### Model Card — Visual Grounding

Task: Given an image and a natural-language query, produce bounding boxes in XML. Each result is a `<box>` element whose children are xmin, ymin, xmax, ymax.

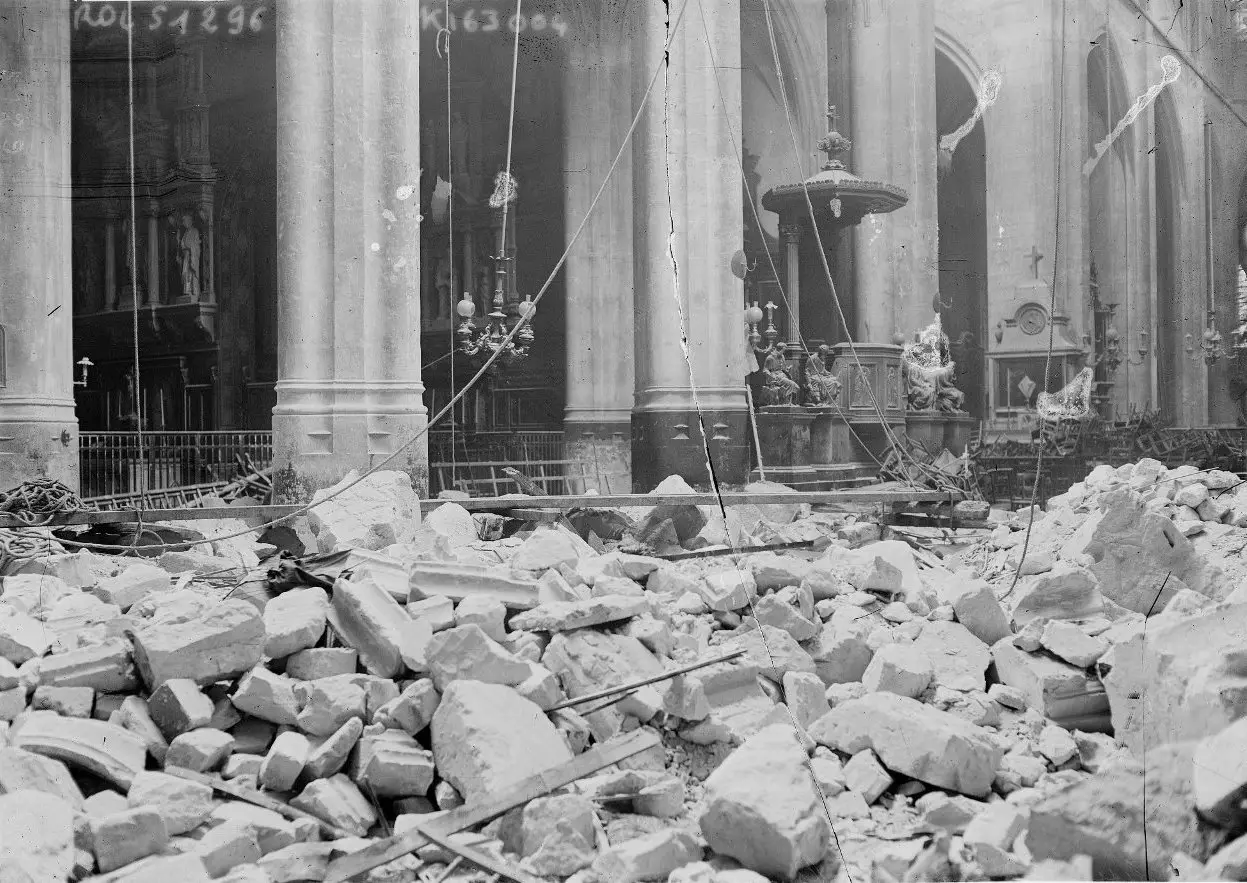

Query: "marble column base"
<box><xmin>0</xmin><ymin>405</ymin><xmax>80</xmax><ymax>494</ymax></box>
<box><xmin>564</xmin><ymin>420</ymin><xmax>631</xmax><ymax>495</ymax></box>
<box><xmin>272</xmin><ymin>389</ymin><xmax>429</xmax><ymax>503</ymax></box>
<box><xmin>631</xmin><ymin>409</ymin><xmax>749</xmax><ymax>493</ymax></box>
<box><xmin>753</xmin><ymin>406</ymin><xmax>818</xmax><ymax>486</ymax></box>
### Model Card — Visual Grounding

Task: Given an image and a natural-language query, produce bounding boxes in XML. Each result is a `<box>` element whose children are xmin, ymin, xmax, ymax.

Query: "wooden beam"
<box><xmin>0</xmin><ymin>489</ymin><xmax>954</xmax><ymax>530</ymax></box>
<box><xmin>324</xmin><ymin>729</ymin><xmax>661</xmax><ymax>883</ymax></box>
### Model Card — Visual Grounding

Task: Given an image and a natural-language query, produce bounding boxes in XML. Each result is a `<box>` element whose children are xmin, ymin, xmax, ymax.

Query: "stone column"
<box><xmin>849</xmin><ymin>0</ymin><xmax>937</xmax><ymax>343</ymax></box>
<box><xmin>780</xmin><ymin>223</ymin><xmax>803</xmax><ymax>344</ymax></box>
<box><xmin>272</xmin><ymin>0</ymin><xmax>427</xmax><ymax>501</ymax></box>
<box><xmin>630</xmin><ymin>0</ymin><xmax>750</xmax><ymax>492</ymax></box>
<box><xmin>0</xmin><ymin>2</ymin><xmax>78</xmax><ymax>492</ymax></box>
<box><xmin>563</xmin><ymin>5</ymin><xmax>635</xmax><ymax>493</ymax></box>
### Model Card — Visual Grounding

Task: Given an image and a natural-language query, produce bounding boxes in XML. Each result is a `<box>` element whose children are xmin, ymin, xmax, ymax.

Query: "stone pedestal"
<box><xmin>272</xmin><ymin>0</ymin><xmax>428</xmax><ymax>502</ymax></box>
<box><xmin>629</xmin><ymin>0</ymin><xmax>749</xmax><ymax>492</ymax></box>
<box><xmin>906</xmin><ymin>412</ymin><xmax>947</xmax><ymax>454</ymax></box>
<box><xmin>830</xmin><ymin>343</ymin><xmax>906</xmax><ymax>462</ymax></box>
<box><xmin>0</xmin><ymin>3</ymin><xmax>78</xmax><ymax>492</ymax></box>
<box><xmin>809</xmin><ymin>407</ymin><xmax>854</xmax><ymax>476</ymax></box>
<box><xmin>944</xmin><ymin>415</ymin><xmax>977</xmax><ymax>456</ymax></box>
<box><xmin>753</xmin><ymin>406</ymin><xmax>817</xmax><ymax>487</ymax></box>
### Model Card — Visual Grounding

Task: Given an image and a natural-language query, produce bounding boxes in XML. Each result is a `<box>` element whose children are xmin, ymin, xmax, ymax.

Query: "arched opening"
<box><xmin>1154</xmin><ymin>93</ymin><xmax>1182</xmax><ymax>420</ymax></box>
<box><xmin>1085</xmin><ymin>36</ymin><xmax>1133</xmax><ymax>419</ymax></box>
<box><xmin>935</xmin><ymin>49</ymin><xmax>987</xmax><ymax>419</ymax></box>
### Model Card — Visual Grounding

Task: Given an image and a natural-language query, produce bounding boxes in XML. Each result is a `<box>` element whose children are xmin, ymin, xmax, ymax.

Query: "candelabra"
<box><xmin>1128</xmin><ymin>331</ymin><xmax>1150</xmax><ymax>366</ymax></box>
<box><xmin>745</xmin><ymin>300</ymin><xmax>779</xmax><ymax>350</ymax></box>
<box><xmin>456</xmin><ymin>253</ymin><xmax>536</xmax><ymax>372</ymax></box>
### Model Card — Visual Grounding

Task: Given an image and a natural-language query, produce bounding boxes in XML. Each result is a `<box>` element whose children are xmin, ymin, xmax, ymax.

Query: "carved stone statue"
<box><xmin>177</xmin><ymin>213</ymin><xmax>201</xmax><ymax>300</ymax></box>
<box><xmin>804</xmin><ymin>344</ymin><xmax>841</xmax><ymax>406</ymax></box>
<box><xmin>906</xmin><ymin>359</ymin><xmax>967</xmax><ymax>414</ymax></box>
<box><xmin>759</xmin><ymin>342</ymin><xmax>800</xmax><ymax>406</ymax></box>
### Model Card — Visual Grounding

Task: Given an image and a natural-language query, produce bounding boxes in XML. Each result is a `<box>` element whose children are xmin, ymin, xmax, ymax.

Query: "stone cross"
<box><xmin>1026</xmin><ymin>245</ymin><xmax>1044</xmax><ymax>279</ymax></box>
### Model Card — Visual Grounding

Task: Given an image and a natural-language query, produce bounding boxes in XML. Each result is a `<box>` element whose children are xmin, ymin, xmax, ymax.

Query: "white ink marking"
<box><xmin>939</xmin><ymin>68</ymin><xmax>1002</xmax><ymax>161</ymax></box>
<box><xmin>1084</xmin><ymin>55</ymin><xmax>1181</xmax><ymax>177</ymax></box>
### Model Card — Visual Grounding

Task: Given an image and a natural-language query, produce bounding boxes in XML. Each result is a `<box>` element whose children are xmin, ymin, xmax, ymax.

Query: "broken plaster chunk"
<box><xmin>263</xmin><ymin>587</ymin><xmax>329</xmax><ymax>660</ymax></box>
<box><xmin>303</xmin><ymin>716</ymin><xmax>365</xmax><ymax>781</ymax></box>
<box><xmin>13</xmin><ymin>711</ymin><xmax>147</xmax><ymax>790</ymax></box>
<box><xmin>328</xmin><ymin>576</ymin><xmax>409</xmax><ymax>679</ymax></box>
<box><xmin>165</xmin><ymin>727</ymin><xmax>235</xmax><ymax>773</ymax></box>
<box><xmin>147</xmin><ymin>678</ymin><xmax>214</xmax><ymax>740</ymax></box>
<box><xmin>1039</xmin><ymin>619</ymin><xmax>1109</xmax><ymax>669</ymax></box>
<box><xmin>861</xmin><ymin>642</ymin><xmax>932</xmax><ymax>699</ymax></box>
<box><xmin>90</xmin><ymin>806</ymin><xmax>170</xmax><ymax>873</ymax></box>
<box><xmin>260</xmin><ymin>731</ymin><xmax>311</xmax><ymax>792</ymax></box>
<box><xmin>431</xmin><ymin>680</ymin><xmax>573</xmax><ymax>805</ymax></box>
<box><xmin>284</xmin><ymin>647</ymin><xmax>358</xmax><ymax>680</ymax></box>
<box><xmin>0</xmin><ymin>605</ymin><xmax>51</xmax><ymax>664</ymax></box>
<box><xmin>350</xmin><ymin>729</ymin><xmax>435</xmax><ymax>798</ymax></box>
<box><xmin>700</xmin><ymin>723</ymin><xmax>831</xmax><ymax>880</ymax></box>
<box><xmin>510</xmin><ymin>594</ymin><xmax>649</xmax><ymax>633</ymax></box>
<box><xmin>31</xmin><ymin>685</ymin><xmax>94</xmax><ymax>718</ymax></box>
<box><xmin>127</xmin><ymin>770</ymin><xmax>214</xmax><ymax>836</ymax></box>
<box><xmin>294</xmin><ymin>676</ymin><xmax>366</xmax><ymax>738</ymax></box>
<box><xmin>844</xmin><ymin>748</ymin><xmax>893</xmax><ymax>804</ymax></box>
<box><xmin>809</xmin><ymin>692</ymin><xmax>1003</xmax><ymax>798</ymax></box>
<box><xmin>231</xmin><ymin>666</ymin><xmax>302</xmax><ymax>727</ymax></box>
<box><xmin>697</xmin><ymin>567</ymin><xmax>758</xmax><ymax>613</ymax></box>
<box><xmin>453</xmin><ymin>595</ymin><xmax>507</xmax><ymax>642</ymax></box>
<box><xmin>130</xmin><ymin>599</ymin><xmax>265</xmax><ymax>689</ymax></box>
<box><xmin>290</xmin><ymin>773</ymin><xmax>377</xmax><ymax>838</ymax></box>
<box><xmin>590</xmin><ymin>829</ymin><xmax>703</xmax><ymax>883</ymax></box>
<box><xmin>36</xmin><ymin>638</ymin><xmax>138</xmax><ymax>694</ymax></box>
<box><xmin>425</xmin><ymin>624</ymin><xmax>531</xmax><ymax>692</ymax></box>
<box><xmin>308</xmin><ymin>469</ymin><xmax>422</xmax><ymax>553</ymax></box>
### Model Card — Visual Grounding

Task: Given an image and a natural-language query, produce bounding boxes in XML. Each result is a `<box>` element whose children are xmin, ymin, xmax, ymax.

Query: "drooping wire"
<box><xmin>124</xmin><ymin>1</ymin><xmax>144</xmax><ymax>495</ymax></box>
<box><xmin>440</xmin><ymin>3</ymin><xmax>457</xmax><ymax>480</ymax></box>
<box><xmin>38</xmin><ymin>0</ymin><xmax>699</xmax><ymax>555</ymax></box>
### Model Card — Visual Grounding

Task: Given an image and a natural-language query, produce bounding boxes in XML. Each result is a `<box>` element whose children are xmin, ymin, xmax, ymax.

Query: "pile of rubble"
<box><xmin>3</xmin><ymin>462</ymin><xmax>1247</xmax><ymax>882</ymax></box>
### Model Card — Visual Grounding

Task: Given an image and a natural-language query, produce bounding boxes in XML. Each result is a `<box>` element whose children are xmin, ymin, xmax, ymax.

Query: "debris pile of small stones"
<box><xmin>4</xmin><ymin>462</ymin><xmax>1247</xmax><ymax>882</ymax></box>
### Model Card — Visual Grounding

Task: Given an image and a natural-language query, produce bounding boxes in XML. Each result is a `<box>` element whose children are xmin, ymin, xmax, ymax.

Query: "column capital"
<box><xmin>779</xmin><ymin>223</ymin><xmax>805</xmax><ymax>242</ymax></box>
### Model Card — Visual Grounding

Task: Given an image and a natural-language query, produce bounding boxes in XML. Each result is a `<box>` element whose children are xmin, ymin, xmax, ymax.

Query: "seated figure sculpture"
<box><xmin>804</xmin><ymin>344</ymin><xmax>841</xmax><ymax>406</ymax></box>
<box><xmin>759</xmin><ymin>343</ymin><xmax>800</xmax><ymax>406</ymax></box>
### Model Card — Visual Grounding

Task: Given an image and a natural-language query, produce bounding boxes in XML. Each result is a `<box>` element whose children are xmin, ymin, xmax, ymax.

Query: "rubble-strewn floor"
<box><xmin>4</xmin><ymin>461</ymin><xmax>1247</xmax><ymax>882</ymax></box>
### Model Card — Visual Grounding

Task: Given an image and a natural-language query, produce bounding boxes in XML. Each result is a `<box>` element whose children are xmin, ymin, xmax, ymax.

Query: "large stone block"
<box><xmin>809</xmin><ymin>692</ymin><xmax>1002</xmax><ymax>798</ymax></box>
<box><xmin>0</xmin><ymin>790</ymin><xmax>76</xmax><ymax>881</ymax></box>
<box><xmin>263</xmin><ymin>587</ymin><xmax>329</xmax><ymax>659</ymax></box>
<box><xmin>130</xmin><ymin>599</ymin><xmax>265</xmax><ymax>689</ymax></box>
<box><xmin>36</xmin><ymin>638</ymin><xmax>138</xmax><ymax>693</ymax></box>
<box><xmin>1025</xmin><ymin>741</ymin><xmax>1229</xmax><ymax>880</ymax></box>
<box><xmin>543</xmin><ymin>630</ymin><xmax>666</xmax><ymax>741</ymax></box>
<box><xmin>328</xmin><ymin>576</ymin><xmax>410</xmax><ymax>678</ymax></box>
<box><xmin>700</xmin><ymin>724</ymin><xmax>830</xmax><ymax>880</ymax></box>
<box><xmin>431</xmin><ymin>681</ymin><xmax>573</xmax><ymax>804</ymax></box>
<box><xmin>307</xmin><ymin>470</ymin><xmax>422</xmax><ymax>553</ymax></box>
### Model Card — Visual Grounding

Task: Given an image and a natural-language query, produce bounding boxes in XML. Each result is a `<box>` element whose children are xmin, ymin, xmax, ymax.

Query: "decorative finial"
<box><xmin>817</xmin><ymin>104</ymin><xmax>852</xmax><ymax>172</ymax></box>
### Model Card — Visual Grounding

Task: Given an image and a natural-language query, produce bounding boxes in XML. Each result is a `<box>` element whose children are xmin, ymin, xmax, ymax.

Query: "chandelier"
<box><xmin>456</xmin><ymin>172</ymin><xmax>536</xmax><ymax>371</ymax></box>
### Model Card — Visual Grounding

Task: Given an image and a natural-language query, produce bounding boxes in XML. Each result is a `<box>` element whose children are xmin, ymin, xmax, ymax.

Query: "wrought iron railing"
<box><xmin>79</xmin><ymin>431</ymin><xmax>273</xmax><ymax>500</ymax></box>
<box><xmin>427</xmin><ymin>429</ymin><xmax>564</xmax><ymax>464</ymax></box>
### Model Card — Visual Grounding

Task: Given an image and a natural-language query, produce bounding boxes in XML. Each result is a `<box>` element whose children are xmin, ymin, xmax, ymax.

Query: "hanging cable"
<box><xmin>440</xmin><ymin>3</ymin><xmax>457</xmax><ymax>479</ymax></box>
<box><xmin>125</xmin><ymin>1</ymin><xmax>144</xmax><ymax>496</ymax></box>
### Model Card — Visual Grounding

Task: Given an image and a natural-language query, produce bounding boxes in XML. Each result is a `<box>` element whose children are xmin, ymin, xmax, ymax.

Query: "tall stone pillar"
<box><xmin>0</xmin><ymin>2</ymin><xmax>78</xmax><ymax>492</ymax></box>
<box><xmin>563</xmin><ymin>6</ymin><xmax>635</xmax><ymax>494</ymax></box>
<box><xmin>630</xmin><ymin>0</ymin><xmax>750</xmax><ymax>492</ymax></box>
<box><xmin>849</xmin><ymin>0</ymin><xmax>938</xmax><ymax>343</ymax></box>
<box><xmin>272</xmin><ymin>0</ymin><xmax>427</xmax><ymax>501</ymax></box>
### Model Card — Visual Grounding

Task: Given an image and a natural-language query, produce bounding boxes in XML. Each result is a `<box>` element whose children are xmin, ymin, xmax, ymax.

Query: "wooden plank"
<box><xmin>162</xmin><ymin>765</ymin><xmax>355</xmax><ymax>840</ymax></box>
<box><xmin>408</xmin><ymin>822</ymin><xmax>542</xmax><ymax>883</ymax></box>
<box><xmin>0</xmin><ymin>489</ymin><xmax>954</xmax><ymax>529</ymax></box>
<box><xmin>324</xmin><ymin>728</ymin><xmax>661</xmax><ymax>883</ymax></box>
